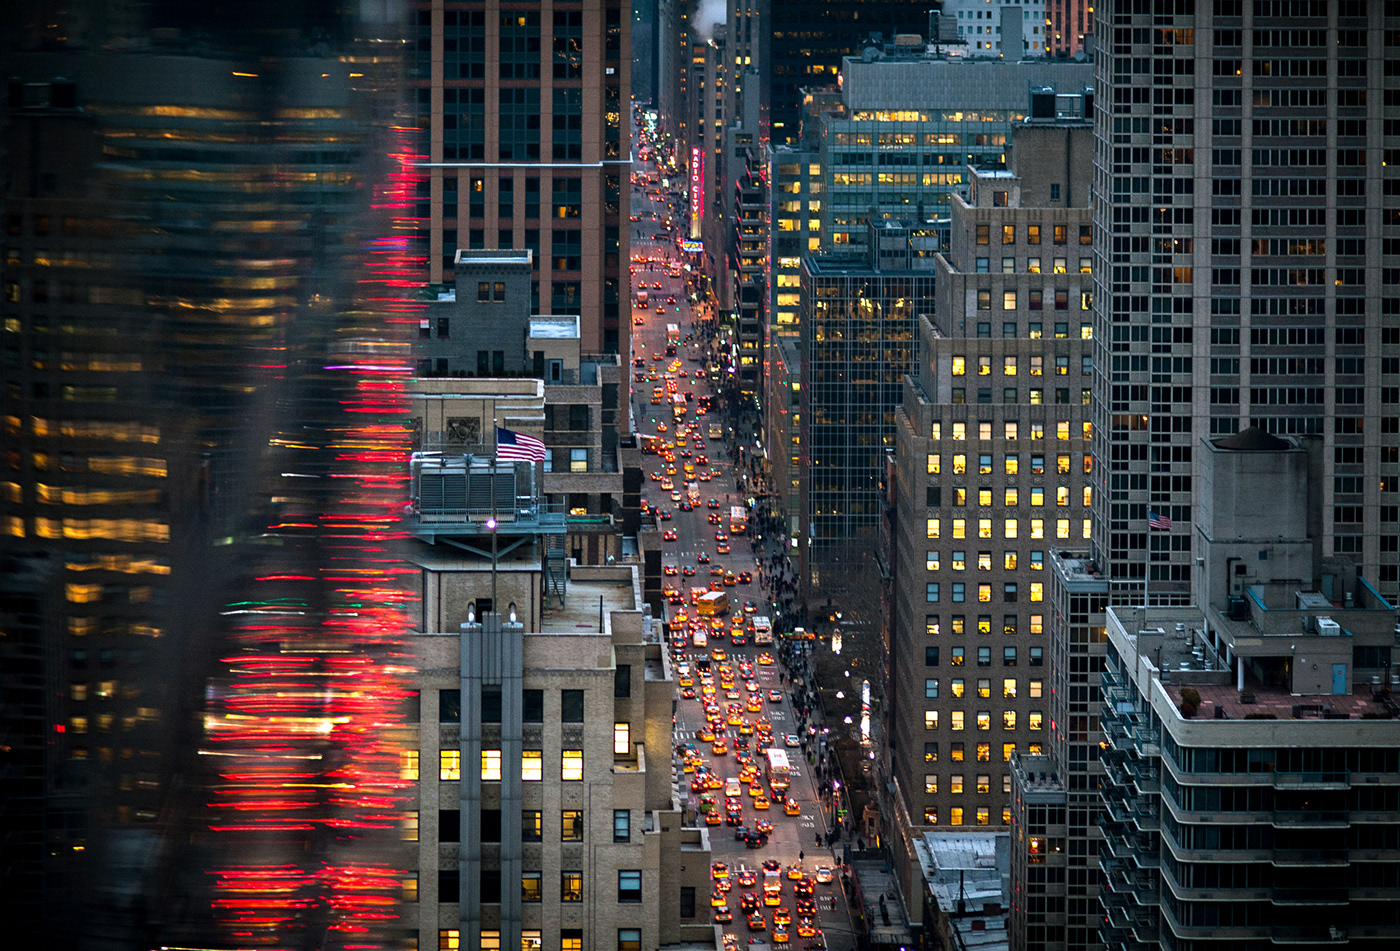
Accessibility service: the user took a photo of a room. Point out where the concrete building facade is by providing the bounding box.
[402,375,712,951]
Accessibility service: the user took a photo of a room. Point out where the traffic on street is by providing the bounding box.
[629,115,857,951]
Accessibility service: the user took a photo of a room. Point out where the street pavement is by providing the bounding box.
[627,144,860,951]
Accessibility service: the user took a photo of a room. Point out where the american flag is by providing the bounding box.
[1148,510,1172,531]
[496,426,547,462]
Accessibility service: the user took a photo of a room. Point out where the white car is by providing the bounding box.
[813,865,834,885]
[784,734,800,748]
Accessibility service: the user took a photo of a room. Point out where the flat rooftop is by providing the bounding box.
[1109,606,1394,721]
[541,575,635,634]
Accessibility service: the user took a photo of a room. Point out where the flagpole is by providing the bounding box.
[1144,517,1149,610]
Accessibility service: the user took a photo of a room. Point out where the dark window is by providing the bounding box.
[440,689,461,723]
[926,486,942,507]
[618,869,642,902]
[494,282,505,302]
[561,689,585,722]
[1030,647,1044,667]
[481,686,502,723]
[481,869,501,904]
[613,809,631,842]
[481,809,501,842]
[680,885,696,918]
[478,282,491,302]
[614,665,631,698]
[439,869,459,900]
[522,810,542,841]
[925,646,940,667]
[439,809,460,841]
[569,403,590,431]
[523,689,544,722]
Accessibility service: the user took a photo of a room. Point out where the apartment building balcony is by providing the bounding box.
[1271,847,1349,867]
[1270,886,1350,906]
[1269,925,1353,944]
[1272,770,1350,790]
[1271,810,1349,828]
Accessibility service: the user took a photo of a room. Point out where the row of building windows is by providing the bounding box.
[951,355,1087,377]
[435,685,630,724]
[928,423,1093,444]
[975,256,1091,276]
[923,709,1043,731]
[926,614,1044,637]
[975,223,1090,246]
[925,740,1041,764]
[931,486,1093,507]
[416,747,593,782]
[923,645,1044,667]
[922,805,1013,826]
[931,452,1092,476]
[926,677,1043,699]
[440,927,642,951]
[926,581,1047,603]
[428,807,631,844]
[951,387,1093,406]
[974,288,1090,311]
[925,519,1092,542]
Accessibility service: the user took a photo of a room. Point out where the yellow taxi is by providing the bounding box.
[679,675,694,688]
[746,698,762,714]
[753,796,770,810]
[785,800,801,816]
[711,741,729,756]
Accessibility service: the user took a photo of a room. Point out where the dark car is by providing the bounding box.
[743,831,768,848]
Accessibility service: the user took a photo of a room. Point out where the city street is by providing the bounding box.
[627,136,859,951]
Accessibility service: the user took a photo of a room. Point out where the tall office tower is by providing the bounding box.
[798,235,937,602]
[1046,0,1093,56]
[0,3,415,947]
[886,116,1096,917]
[1089,0,1399,610]
[408,0,631,355]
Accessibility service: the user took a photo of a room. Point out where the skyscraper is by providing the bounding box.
[1088,0,1398,610]
[408,0,632,355]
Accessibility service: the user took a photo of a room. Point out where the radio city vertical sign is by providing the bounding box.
[689,146,704,240]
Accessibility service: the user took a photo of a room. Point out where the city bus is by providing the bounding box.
[765,748,792,795]
[672,393,688,419]
[666,323,680,346]
[729,505,748,535]
[636,288,648,308]
[708,423,724,440]
[751,616,773,646]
